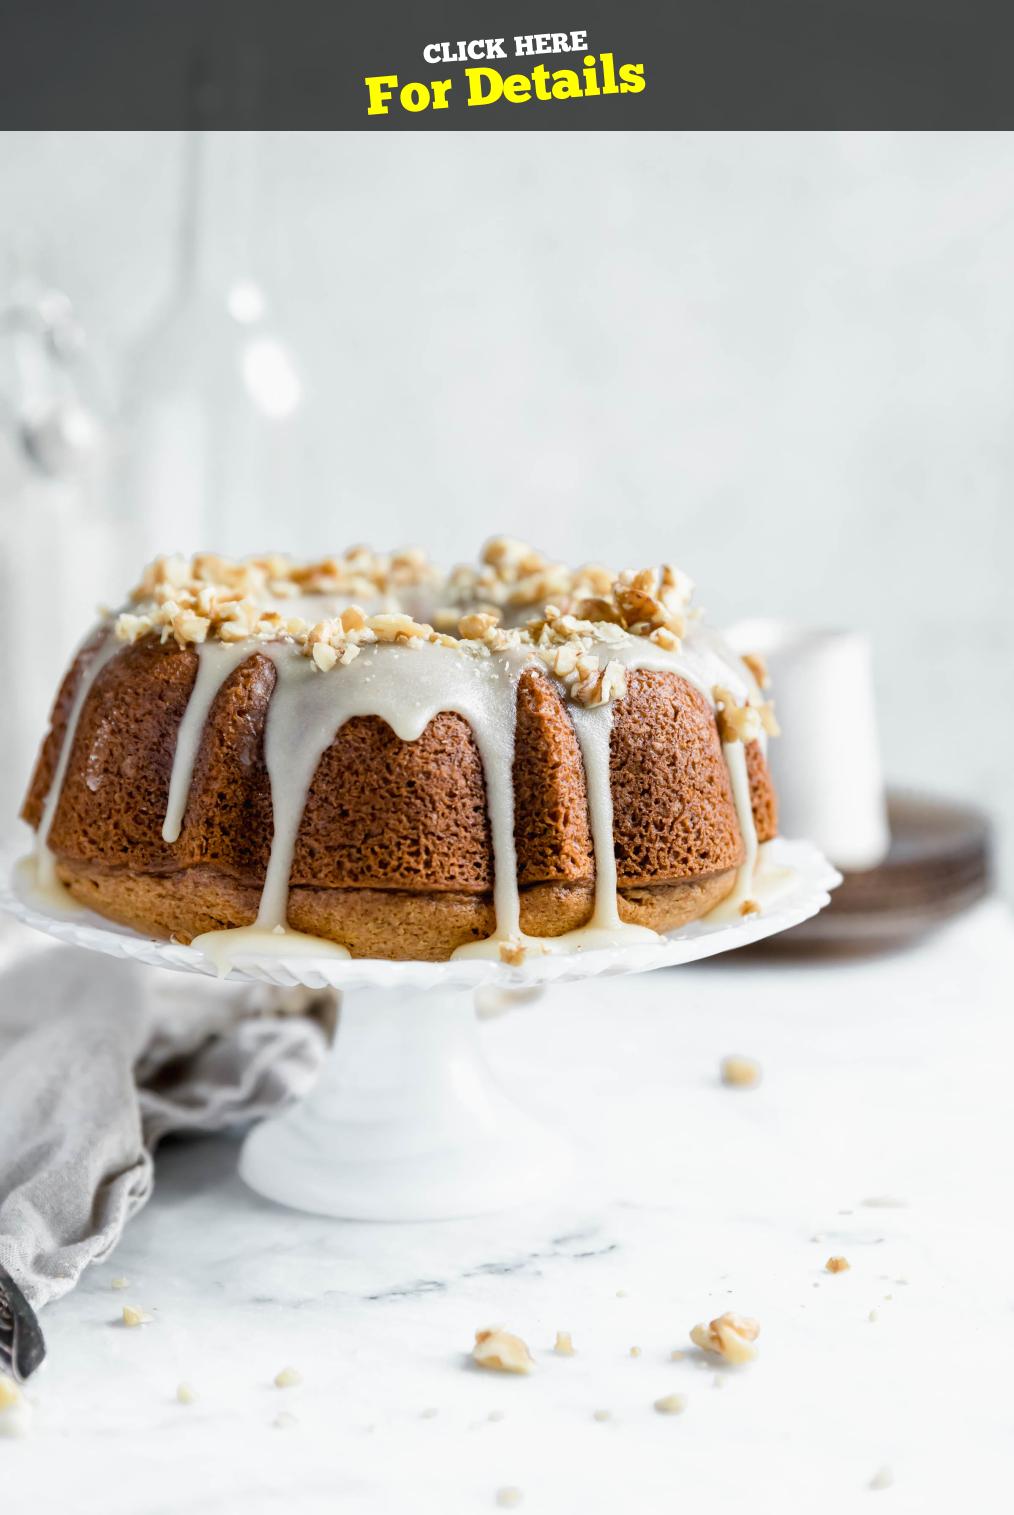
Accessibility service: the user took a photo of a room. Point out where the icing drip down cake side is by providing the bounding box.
[21,539,780,966]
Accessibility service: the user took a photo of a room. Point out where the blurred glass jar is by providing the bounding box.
[114,129,304,567]
[0,259,115,837]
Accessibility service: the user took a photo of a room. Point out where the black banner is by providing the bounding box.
[1,0,1012,129]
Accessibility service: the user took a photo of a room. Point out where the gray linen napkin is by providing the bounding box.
[0,938,329,1379]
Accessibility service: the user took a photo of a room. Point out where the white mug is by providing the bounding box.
[726,619,890,873]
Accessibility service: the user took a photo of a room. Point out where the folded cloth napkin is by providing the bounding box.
[0,933,329,1379]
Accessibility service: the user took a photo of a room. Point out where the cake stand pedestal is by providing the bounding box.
[3,839,839,1221]
[239,986,571,1219]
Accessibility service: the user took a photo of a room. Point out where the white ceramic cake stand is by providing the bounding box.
[2,840,838,1220]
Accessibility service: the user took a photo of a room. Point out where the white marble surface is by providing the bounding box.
[5,902,1014,1514]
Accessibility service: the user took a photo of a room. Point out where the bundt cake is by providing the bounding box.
[21,540,779,966]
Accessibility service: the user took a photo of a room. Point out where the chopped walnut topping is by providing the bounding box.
[553,1331,576,1357]
[653,1393,688,1415]
[311,642,338,672]
[713,685,780,743]
[825,1256,851,1274]
[739,899,761,916]
[742,651,771,690]
[108,543,769,718]
[458,610,500,641]
[689,1312,760,1364]
[473,1327,535,1375]
[720,1054,762,1089]
[498,940,527,967]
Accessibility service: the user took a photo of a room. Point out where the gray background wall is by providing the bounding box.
[4,131,1012,889]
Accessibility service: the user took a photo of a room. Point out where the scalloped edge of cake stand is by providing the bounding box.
[1,838,840,991]
[0,841,839,1220]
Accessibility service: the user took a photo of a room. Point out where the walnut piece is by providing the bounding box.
[553,1330,576,1357]
[720,1054,762,1089]
[689,1312,760,1364]
[122,1305,151,1327]
[274,1366,303,1388]
[653,1393,688,1415]
[473,1327,535,1375]
[742,651,771,689]
[825,1256,851,1274]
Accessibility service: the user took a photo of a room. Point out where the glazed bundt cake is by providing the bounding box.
[22,540,779,965]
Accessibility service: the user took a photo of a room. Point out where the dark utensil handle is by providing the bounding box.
[0,1263,46,1381]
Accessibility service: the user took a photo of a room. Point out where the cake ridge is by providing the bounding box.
[24,540,779,965]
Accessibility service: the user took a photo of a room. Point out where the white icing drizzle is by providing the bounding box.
[34,630,121,896]
[32,603,771,966]
[162,642,254,843]
[557,703,658,949]
[703,740,761,923]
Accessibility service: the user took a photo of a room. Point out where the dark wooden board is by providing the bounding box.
[756,790,993,955]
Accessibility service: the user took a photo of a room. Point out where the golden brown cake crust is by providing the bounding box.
[55,860,738,961]
[24,633,778,959]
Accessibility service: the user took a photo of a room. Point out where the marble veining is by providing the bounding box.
[4,902,1014,1515]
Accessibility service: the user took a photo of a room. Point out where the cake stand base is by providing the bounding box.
[238,986,574,1220]
[2,838,840,1222]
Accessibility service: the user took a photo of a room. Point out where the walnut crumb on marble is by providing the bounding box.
[653,1393,687,1415]
[826,1256,851,1274]
[176,1383,197,1405]
[121,1305,151,1327]
[473,1327,535,1375]
[553,1330,576,1357]
[274,1366,303,1388]
[0,1376,30,1438]
[690,1312,760,1364]
[720,1054,762,1089]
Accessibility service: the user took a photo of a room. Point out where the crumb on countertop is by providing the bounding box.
[690,1312,760,1364]
[654,1393,688,1415]
[473,1328,535,1375]
[826,1256,851,1274]
[720,1054,762,1089]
